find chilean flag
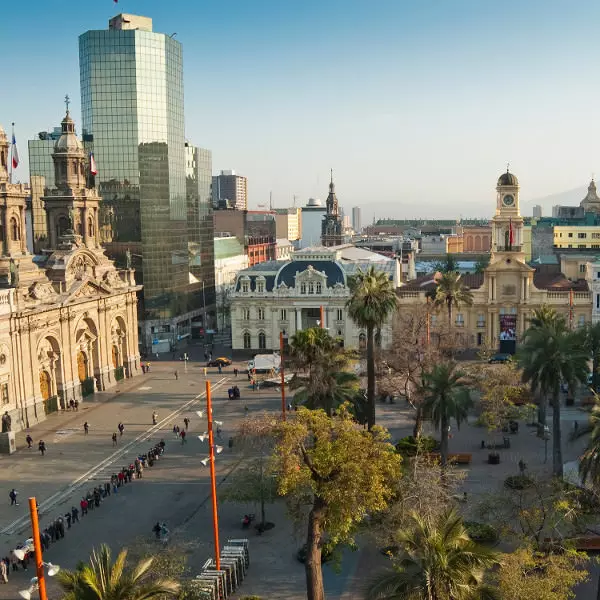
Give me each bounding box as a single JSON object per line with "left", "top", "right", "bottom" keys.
{"left": 90, "top": 153, "right": 98, "bottom": 176}
{"left": 11, "top": 133, "right": 19, "bottom": 169}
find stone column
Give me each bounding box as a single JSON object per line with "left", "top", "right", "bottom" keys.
{"left": 296, "top": 309, "right": 302, "bottom": 332}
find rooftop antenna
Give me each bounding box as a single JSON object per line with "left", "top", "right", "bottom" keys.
{"left": 269, "top": 191, "right": 273, "bottom": 211}
{"left": 293, "top": 194, "right": 297, "bottom": 207}
{"left": 64, "top": 94, "right": 70, "bottom": 114}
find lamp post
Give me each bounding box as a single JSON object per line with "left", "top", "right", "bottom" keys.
{"left": 205, "top": 381, "right": 220, "bottom": 570}
{"left": 279, "top": 331, "right": 287, "bottom": 421}
{"left": 29, "top": 497, "right": 47, "bottom": 600}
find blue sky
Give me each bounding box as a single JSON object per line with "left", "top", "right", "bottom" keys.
{"left": 2, "top": 0, "right": 600, "bottom": 218}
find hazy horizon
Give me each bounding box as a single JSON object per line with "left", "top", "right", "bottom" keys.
{"left": 2, "top": 0, "right": 600, "bottom": 219}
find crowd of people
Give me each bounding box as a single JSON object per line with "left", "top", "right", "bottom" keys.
{"left": 6, "top": 440, "right": 169, "bottom": 580}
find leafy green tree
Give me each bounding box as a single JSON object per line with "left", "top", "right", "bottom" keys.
{"left": 433, "top": 271, "right": 473, "bottom": 327}
{"left": 433, "top": 254, "right": 459, "bottom": 274}
{"left": 347, "top": 266, "right": 399, "bottom": 430}
{"left": 572, "top": 397, "right": 600, "bottom": 486}
{"left": 518, "top": 315, "right": 588, "bottom": 477}
{"left": 220, "top": 416, "right": 278, "bottom": 532}
{"left": 422, "top": 363, "right": 473, "bottom": 467}
{"left": 56, "top": 544, "right": 180, "bottom": 600}
{"left": 273, "top": 407, "right": 402, "bottom": 600}
{"left": 289, "top": 327, "right": 339, "bottom": 376}
{"left": 493, "top": 547, "right": 588, "bottom": 600}
{"left": 366, "top": 509, "right": 500, "bottom": 600}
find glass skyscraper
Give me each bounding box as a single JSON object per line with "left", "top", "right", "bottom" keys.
{"left": 79, "top": 14, "right": 213, "bottom": 349}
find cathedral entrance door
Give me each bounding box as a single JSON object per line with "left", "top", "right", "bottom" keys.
{"left": 39, "top": 371, "right": 51, "bottom": 401}
{"left": 77, "top": 351, "right": 88, "bottom": 383}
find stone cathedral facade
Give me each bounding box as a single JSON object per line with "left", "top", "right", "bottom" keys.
{"left": 0, "top": 112, "right": 140, "bottom": 433}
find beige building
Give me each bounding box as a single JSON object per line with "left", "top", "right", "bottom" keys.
{"left": 274, "top": 207, "right": 301, "bottom": 242}
{"left": 0, "top": 114, "right": 140, "bottom": 433}
{"left": 398, "top": 170, "right": 591, "bottom": 349}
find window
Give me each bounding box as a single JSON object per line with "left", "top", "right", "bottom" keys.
{"left": 258, "top": 332, "right": 267, "bottom": 349}
{"left": 568, "top": 232, "right": 573, "bottom": 238}
{"left": 593, "top": 233, "right": 600, "bottom": 239}
{"left": 568, "top": 244, "right": 573, "bottom": 248}
{"left": 280, "top": 309, "right": 287, "bottom": 321}
{"left": 300, "top": 283, "right": 306, "bottom": 294}
{"left": 578, "top": 233, "right": 587, "bottom": 239}
{"left": 477, "top": 314, "right": 485, "bottom": 327}
{"left": 0, "top": 383, "right": 8, "bottom": 405}
{"left": 580, "top": 264, "right": 587, "bottom": 274}
{"left": 596, "top": 293, "right": 599, "bottom": 309}
{"left": 336, "top": 309, "right": 343, "bottom": 321}
{"left": 308, "top": 283, "right": 314, "bottom": 294}
{"left": 593, "top": 245, "right": 600, "bottom": 249}
{"left": 242, "top": 281, "right": 249, "bottom": 293}
{"left": 258, "top": 308, "right": 265, "bottom": 320}
{"left": 477, "top": 332, "right": 484, "bottom": 346}
{"left": 455, "top": 313, "right": 464, "bottom": 327}
{"left": 430, "top": 315, "right": 437, "bottom": 326}
{"left": 243, "top": 332, "right": 251, "bottom": 349}
{"left": 10, "top": 217, "right": 19, "bottom": 241}
{"left": 257, "top": 281, "right": 264, "bottom": 293}
{"left": 316, "top": 282, "right": 322, "bottom": 294}
{"left": 578, "top": 244, "right": 586, "bottom": 249}
{"left": 578, "top": 315, "right": 586, "bottom": 328}
{"left": 242, "top": 308, "right": 250, "bottom": 321}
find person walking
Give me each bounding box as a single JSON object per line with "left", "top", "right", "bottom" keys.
{"left": 64, "top": 511, "right": 72, "bottom": 529}
{"left": 9, "top": 489, "right": 18, "bottom": 506}
{"left": 218, "top": 364, "right": 222, "bottom": 375}
{"left": 174, "top": 370, "right": 179, "bottom": 380}
{"left": 180, "top": 429, "right": 186, "bottom": 444}
{"left": 118, "top": 422, "right": 124, "bottom": 436}
{"left": 152, "top": 410, "right": 158, "bottom": 425}
{"left": 112, "top": 432, "right": 117, "bottom": 447}
{"left": 80, "top": 498, "right": 88, "bottom": 516}
{"left": 25, "top": 435, "right": 33, "bottom": 448}
{"left": 1, "top": 558, "right": 8, "bottom": 583}
{"left": 71, "top": 506, "right": 79, "bottom": 524}
{"left": 183, "top": 417, "right": 189, "bottom": 430}
{"left": 234, "top": 367, "right": 238, "bottom": 377}
{"left": 38, "top": 440, "right": 46, "bottom": 456}
{"left": 216, "top": 425, "right": 222, "bottom": 440}
{"left": 83, "top": 421, "right": 89, "bottom": 435}
{"left": 147, "top": 362, "right": 151, "bottom": 372}
{"left": 74, "top": 400, "right": 79, "bottom": 411}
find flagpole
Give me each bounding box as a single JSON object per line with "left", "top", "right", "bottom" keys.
{"left": 9, "top": 123, "right": 14, "bottom": 184}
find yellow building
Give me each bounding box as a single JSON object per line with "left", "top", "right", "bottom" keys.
{"left": 397, "top": 170, "right": 592, "bottom": 350}
{"left": 553, "top": 225, "right": 600, "bottom": 250}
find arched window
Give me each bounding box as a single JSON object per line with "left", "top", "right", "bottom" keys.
{"left": 300, "top": 282, "right": 306, "bottom": 294}
{"left": 57, "top": 215, "right": 69, "bottom": 238}
{"left": 88, "top": 217, "right": 94, "bottom": 237}
{"left": 243, "top": 331, "right": 251, "bottom": 349}
{"left": 316, "top": 282, "right": 322, "bottom": 294}
{"left": 10, "top": 217, "right": 19, "bottom": 241}
{"left": 258, "top": 331, "right": 266, "bottom": 350}
{"left": 358, "top": 332, "right": 367, "bottom": 350}
{"left": 308, "top": 283, "right": 314, "bottom": 294}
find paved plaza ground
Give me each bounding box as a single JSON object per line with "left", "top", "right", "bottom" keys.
{"left": 0, "top": 346, "right": 597, "bottom": 599}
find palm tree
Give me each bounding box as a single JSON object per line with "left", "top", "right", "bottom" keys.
{"left": 434, "top": 271, "right": 473, "bottom": 327}
{"left": 366, "top": 509, "right": 500, "bottom": 600}
{"left": 57, "top": 544, "right": 180, "bottom": 600}
{"left": 572, "top": 399, "right": 600, "bottom": 486}
{"left": 289, "top": 327, "right": 338, "bottom": 376}
{"left": 529, "top": 304, "right": 562, "bottom": 329}
{"left": 421, "top": 363, "right": 473, "bottom": 468}
{"left": 347, "top": 266, "right": 399, "bottom": 430}
{"left": 583, "top": 322, "right": 600, "bottom": 392}
{"left": 518, "top": 317, "right": 588, "bottom": 477}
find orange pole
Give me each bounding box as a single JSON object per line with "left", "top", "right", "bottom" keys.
{"left": 29, "top": 497, "right": 47, "bottom": 600}
{"left": 205, "top": 381, "right": 220, "bottom": 570}
{"left": 320, "top": 305, "right": 324, "bottom": 328}
{"left": 280, "top": 332, "right": 286, "bottom": 421}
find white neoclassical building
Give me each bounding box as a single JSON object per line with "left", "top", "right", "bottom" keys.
{"left": 230, "top": 245, "right": 400, "bottom": 352}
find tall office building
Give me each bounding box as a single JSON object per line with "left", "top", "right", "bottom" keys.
{"left": 80, "top": 13, "right": 212, "bottom": 349}
{"left": 212, "top": 170, "right": 247, "bottom": 210}
{"left": 352, "top": 206, "right": 361, "bottom": 233}
{"left": 28, "top": 127, "right": 62, "bottom": 253}
{"left": 532, "top": 204, "right": 542, "bottom": 218}
{"left": 186, "top": 142, "right": 216, "bottom": 324}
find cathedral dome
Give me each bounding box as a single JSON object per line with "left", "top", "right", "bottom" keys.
{"left": 497, "top": 170, "right": 518, "bottom": 187}
{"left": 54, "top": 113, "right": 84, "bottom": 153}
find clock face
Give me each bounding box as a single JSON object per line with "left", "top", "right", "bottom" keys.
{"left": 503, "top": 194, "right": 515, "bottom": 207}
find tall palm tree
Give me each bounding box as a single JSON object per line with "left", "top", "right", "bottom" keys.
{"left": 518, "top": 317, "right": 588, "bottom": 477}
{"left": 434, "top": 271, "right": 473, "bottom": 327}
{"left": 573, "top": 399, "right": 600, "bottom": 486}
{"left": 583, "top": 322, "right": 600, "bottom": 392}
{"left": 57, "top": 544, "right": 180, "bottom": 600}
{"left": 289, "top": 327, "right": 338, "bottom": 376}
{"left": 347, "top": 266, "right": 399, "bottom": 430}
{"left": 421, "top": 363, "right": 473, "bottom": 468}
{"left": 366, "top": 509, "right": 500, "bottom": 600}
{"left": 529, "top": 304, "right": 563, "bottom": 329}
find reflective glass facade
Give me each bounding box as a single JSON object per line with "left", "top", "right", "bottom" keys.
{"left": 79, "top": 24, "right": 195, "bottom": 328}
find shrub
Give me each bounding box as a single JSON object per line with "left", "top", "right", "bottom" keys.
{"left": 395, "top": 435, "right": 439, "bottom": 456}
{"left": 464, "top": 521, "right": 499, "bottom": 544}
{"left": 504, "top": 475, "right": 534, "bottom": 490}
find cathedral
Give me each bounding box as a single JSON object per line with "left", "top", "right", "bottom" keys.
{"left": 321, "top": 172, "right": 343, "bottom": 247}
{"left": 0, "top": 111, "right": 140, "bottom": 435}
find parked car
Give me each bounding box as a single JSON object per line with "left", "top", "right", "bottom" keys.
{"left": 488, "top": 353, "right": 512, "bottom": 364}
{"left": 207, "top": 357, "right": 232, "bottom": 367}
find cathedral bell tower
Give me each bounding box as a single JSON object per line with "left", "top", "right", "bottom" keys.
{"left": 43, "top": 108, "right": 101, "bottom": 251}
{"left": 491, "top": 168, "right": 525, "bottom": 263}
{"left": 321, "top": 170, "right": 343, "bottom": 247}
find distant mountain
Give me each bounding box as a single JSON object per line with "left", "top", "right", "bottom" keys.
{"left": 523, "top": 186, "right": 587, "bottom": 216}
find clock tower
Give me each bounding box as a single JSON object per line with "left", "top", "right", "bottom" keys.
{"left": 491, "top": 168, "right": 525, "bottom": 262}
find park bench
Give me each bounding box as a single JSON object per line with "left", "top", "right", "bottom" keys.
{"left": 425, "top": 452, "right": 472, "bottom": 465}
